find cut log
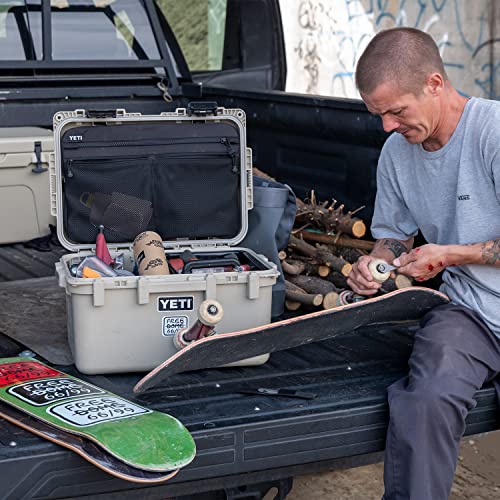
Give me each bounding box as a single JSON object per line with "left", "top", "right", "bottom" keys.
{"left": 287, "top": 275, "right": 338, "bottom": 295}
{"left": 299, "top": 231, "right": 375, "bottom": 251}
{"left": 283, "top": 258, "right": 330, "bottom": 278}
{"left": 288, "top": 235, "right": 351, "bottom": 276}
{"left": 285, "top": 300, "right": 301, "bottom": 311}
{"left": 325, "top": 271, "right": 349, "bottom": 290}
{"left": 278, "top": 250, "right": 287, "bottom": 261}
{"left": 285, "top": 280, "right": 323, "bottom": 307}
{"left": 315, "top": 246, "right": 352, "bottom": 276}
{"left": 322, "top": 291, "right": 339, "bottom": 310}
{"left": 380, "top": 273, "right": 413, "bottom": 293}
{"left": 395, "top": 273, "right": 413, "bottom": 289}
{"left": 282, "top": 259, "right": 306, "bottom": 276}
{"left": 336, "top": 247, "right": 365, "bottom": 264}
{"left": 295, "top": 193, "right": 367, "bottom": 237}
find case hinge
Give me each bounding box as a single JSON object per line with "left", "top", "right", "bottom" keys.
{"left": 187, "top": 101, "right": 219, "bottom": 116}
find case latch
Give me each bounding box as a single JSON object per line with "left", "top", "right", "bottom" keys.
{"left": 32, "top": 142, "right": 47, "bottom": 174}
{"left": 86, "top": 109, "right": 117, "bottom": 119}
{"left": 187, "top": 101, "right": 219, "bottom": 116}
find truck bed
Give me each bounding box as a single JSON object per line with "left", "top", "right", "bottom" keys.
{"left": 0, "top": 253, "right": 498, "bottom": 499}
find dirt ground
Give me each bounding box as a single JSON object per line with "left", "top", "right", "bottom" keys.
{"left": 282, "top": 431, "right": 500, "bottom": 499}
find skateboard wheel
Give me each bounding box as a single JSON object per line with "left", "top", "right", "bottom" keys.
{"left": 173, "top": 329, "right": 190, "bottom": 350}
{"left": 368, "top": 258, "right": 391, "bottom": 283}
{"left": 198, "top": 300, "right": 224, "bottom": 326}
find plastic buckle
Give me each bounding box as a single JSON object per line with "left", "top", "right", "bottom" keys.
{"left": 86, "top": 110, "right": 117, "bottom": 119}
{"left": 187, "top": 101, "right": 219, "bottom": 116}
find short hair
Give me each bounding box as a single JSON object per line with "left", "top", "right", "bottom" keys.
{"left": 355, "top": 27, "right": 448, "bottom": 95}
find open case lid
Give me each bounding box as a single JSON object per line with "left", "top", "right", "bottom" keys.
{"left": 50, "top": 106, "right": 253, "bottom": 253}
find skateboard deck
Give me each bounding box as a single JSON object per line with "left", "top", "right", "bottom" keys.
{"left": 0, "top": 399, "right": 178, "bottom": 483}
{"left": 134, "top": 287, "right": 449, "bottom": 393}
{"left": 0, "top": 357, "right": 196, "bottom": 476}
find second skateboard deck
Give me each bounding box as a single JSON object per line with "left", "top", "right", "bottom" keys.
{"left": 0, "top": 358, "right": 196, "bottom": 475}
{"left": 0, "top": 399, "right": 179, "bottom": 483}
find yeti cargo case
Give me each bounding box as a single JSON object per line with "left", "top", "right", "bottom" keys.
{"left": 51, "top": 105, "right": 279, "bottom": 374}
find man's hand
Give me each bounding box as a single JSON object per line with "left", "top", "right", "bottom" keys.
{"left": 393, "top": 244, "right": 447, "bottom": 281}
{"left": 347, "top": 255, "right": 383, "bottom": 296}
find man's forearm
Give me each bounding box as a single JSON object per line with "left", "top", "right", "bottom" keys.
{"left": 371, "top": 237, "right": 414, "bottom": 263}
{"left": 445, "top": 238, "right": 500, "bottom": 267}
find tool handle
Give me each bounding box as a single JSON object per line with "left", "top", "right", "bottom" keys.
{"left": 183, "top": 257, "right": 241, "bottom": 274}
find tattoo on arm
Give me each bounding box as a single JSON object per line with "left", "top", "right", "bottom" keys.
{"left": 480, "top": 238, "right": 500, "bottom": 265}
{"left": 380, "top": 239, "right": 410, "bottom": 258}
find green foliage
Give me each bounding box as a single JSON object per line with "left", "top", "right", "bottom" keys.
{"left": 157, "top": 0, "right": 208, "bottom": 70}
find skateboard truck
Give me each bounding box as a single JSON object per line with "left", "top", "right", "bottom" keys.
{"left": 173, "top": 299, "right": 224, "bottom": 349}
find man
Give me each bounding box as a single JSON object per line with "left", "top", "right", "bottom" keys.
{"left": 348, "top": 27, "right": 500, "bottom": 499}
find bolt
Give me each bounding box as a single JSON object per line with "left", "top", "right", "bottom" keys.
{"left": 18, "top": 350, "right": 35, "bottom": 358}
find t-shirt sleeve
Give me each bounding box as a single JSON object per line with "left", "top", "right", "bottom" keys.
{"left": 479, "top": 101, "right": 500, "bottom": 203}
{"left": 371, "top": 139, "right": 419, "bottom": 241}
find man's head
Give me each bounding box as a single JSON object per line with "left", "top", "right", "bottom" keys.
{"left": 355, "top": 28, "right": 450, "bottom": 146}
{"left": 355, "top": 27, "right": 447, "bottom": 96}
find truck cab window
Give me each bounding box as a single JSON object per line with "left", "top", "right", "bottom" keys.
{"left": 0, "top": 1, "right": 41, "bottom": 60}
{"left": 51, "top": 0, "right": 160, "bottom": 60}
{"left": 156, "top": 0, "right": 227, "bottom": 71}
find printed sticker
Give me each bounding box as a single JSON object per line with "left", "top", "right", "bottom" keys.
{"left": 7, "top": 378, "right": 104, "bottom": 406}
{"left": 158, "top": 296, "right": 193, "bottom": 312}
{"left": 162, "top": 316, "right": 189, "bottom": 337}
{"left": 47, "top": 396, "right": 150, "bottom": 427}
{"left": 0, "top": 362, "right": 60, "bottom": 388}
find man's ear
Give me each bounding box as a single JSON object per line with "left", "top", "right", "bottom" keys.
{"left": 426, "top": 73, "right": 444, "bottom": 96}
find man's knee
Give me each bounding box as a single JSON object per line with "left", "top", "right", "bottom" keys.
{"left": 388, "top": 378, "right": 473, "bottom": 426}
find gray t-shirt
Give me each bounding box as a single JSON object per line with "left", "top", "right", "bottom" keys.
{"left": 371, "top": 97, "right": 500, "bottom": 337}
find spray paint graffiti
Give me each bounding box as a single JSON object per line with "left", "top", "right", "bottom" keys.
{"left": 282, "top": 0, "right": 498, "bottom": 99}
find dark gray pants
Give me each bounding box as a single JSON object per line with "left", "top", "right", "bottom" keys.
{"left": 383, "top": 303, "right": 500, "bottom": 500}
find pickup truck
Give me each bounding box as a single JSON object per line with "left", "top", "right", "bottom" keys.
{"left": 0, "top": 2, "right": 498, "bottom": 499}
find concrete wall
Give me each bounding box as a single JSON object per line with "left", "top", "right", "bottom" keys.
{"left": 280, "top": 0, "right": 499, "bottom": 100}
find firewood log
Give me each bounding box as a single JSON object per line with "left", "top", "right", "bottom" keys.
{"left": 287, "top": 275, "right": 338, "bottom": 295}
{"left": 285, "top": 280, "right": 323, "bottom": 307}
{"left": 325, "top": 271, "right": 349, "bottom": 290}
{"left": 380, "top": 273, "right": 413, "bottom": 293}
{"left": 322, "top": 291, "right": 340, "bottom": 310}
{"left": 282, "top": 259, "right": 305, "bottom": 276}
{"left": 336, "top": 247, "right": 365, "bottom": 264}
{"left": 298, "top": 231, "right": 375, "bottom": 251}
{"left": 295, "top": 192, "right": 366, "bottom": 238}
{"left": 288, "top": 235, "right": 351, "bottom": 276}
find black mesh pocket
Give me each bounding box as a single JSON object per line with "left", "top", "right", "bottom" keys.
{"left": 153, "top": 154, "right": 241, "bottom": 240}
{"left": 64, "top": 157, "right": 153, "bottom": 243}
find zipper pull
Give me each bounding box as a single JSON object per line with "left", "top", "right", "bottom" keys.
{"left": 66, "top": 159, "right": 74, "bottom": 179}
{"left": 221, "top": 137, "right": 238, "bottom": 173}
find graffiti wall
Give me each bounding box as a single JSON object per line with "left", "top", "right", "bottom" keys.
{"left": 280, "top": 0, "right": 499, "bottom": 100}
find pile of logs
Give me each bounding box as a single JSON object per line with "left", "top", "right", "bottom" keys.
{"left": 280, "top": 188, "right": 412, "bottom": 312}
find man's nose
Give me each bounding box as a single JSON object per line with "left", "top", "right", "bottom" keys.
{"left": 381, "top": 115, "right": 400, "bottom": 133}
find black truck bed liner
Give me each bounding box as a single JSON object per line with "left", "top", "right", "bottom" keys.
{"left": 0, "top": 247, "right": 497, "bottom": 499}
{"left": 1, "top": 315, "right": 498, "bottom": 499}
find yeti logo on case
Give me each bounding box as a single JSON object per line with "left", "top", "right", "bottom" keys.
{"left": 158, "top": 296, "right": 194, "bottom": 312}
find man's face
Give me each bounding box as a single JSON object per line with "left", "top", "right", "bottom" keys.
{"left": 360, "top": 81, "right": 437, "bottom": 144}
